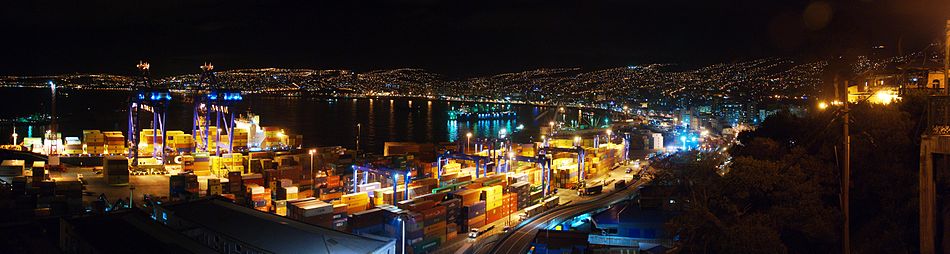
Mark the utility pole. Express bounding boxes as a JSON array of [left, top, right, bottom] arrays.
[[944, 19, 949, 95], [840, 76, 851, 254]]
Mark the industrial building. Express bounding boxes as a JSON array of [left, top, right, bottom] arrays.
[[153, 197, 397, 254], [59, 209, 217, 254]]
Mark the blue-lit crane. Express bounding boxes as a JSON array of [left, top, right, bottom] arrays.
[[502, 153, 554, 197], [540, 145, 587, 184], [192, 63, 243, 156], [351, 164, 412, 205], [128, 61, 172, 166], [435, 151, 492, 180]]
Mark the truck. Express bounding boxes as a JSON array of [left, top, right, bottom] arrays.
[[469, 225, 495, 238], [580, 184, 603, 196], [614, 179, 627, 190], [521, 204, 544, 220]]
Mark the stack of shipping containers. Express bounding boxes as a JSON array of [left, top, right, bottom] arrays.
[[83, 130, 104, 155], [102, 156, 129, 186], [245, 183, 270, 212], [63, 137, 82, 155], [138, 129, 161, 156], [102, 131, 125, 154]]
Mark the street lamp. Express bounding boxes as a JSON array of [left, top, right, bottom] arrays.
[[355, 123, 361, 159], [466, 132, 472, 153], [396, 216, 406, 254], [574, 136, 581, 146], [606, 129, 612, 144], [508, 151, 516, 172], [309, 149, 316, 191], [11, 126, 17, 145]]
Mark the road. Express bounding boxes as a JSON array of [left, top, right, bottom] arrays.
[[432, 165, 638, 254], [480, 174, 646, 254]]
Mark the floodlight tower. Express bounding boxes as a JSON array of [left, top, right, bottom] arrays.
[[193, 63, 242, 155], [128, 61, 172, 166]]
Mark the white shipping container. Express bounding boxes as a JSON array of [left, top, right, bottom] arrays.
[[358, 182, 382, 197], [248, 185, 265, 194], [296, 201, 333, 217]]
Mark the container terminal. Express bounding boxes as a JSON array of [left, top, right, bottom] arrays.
[[0, 62, 723, 254]]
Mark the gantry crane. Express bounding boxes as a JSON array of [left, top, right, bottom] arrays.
[[192, 63, 243, 155], [351, 164, 413, 205], [128, 61, 171, 166]]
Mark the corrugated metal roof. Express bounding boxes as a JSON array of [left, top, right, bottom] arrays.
[[164, 198, 395, 254]]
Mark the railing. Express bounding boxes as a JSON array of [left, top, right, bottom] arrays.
[[927, 96, 950, 135]]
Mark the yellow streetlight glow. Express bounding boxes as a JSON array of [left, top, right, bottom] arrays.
[[818, 102, 829, 110]]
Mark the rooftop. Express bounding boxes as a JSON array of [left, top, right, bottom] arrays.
[[162, 198, 395, 254], [63, 209, 217, 254]]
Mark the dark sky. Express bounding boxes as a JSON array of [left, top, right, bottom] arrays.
[[1, 0, 946, 77]]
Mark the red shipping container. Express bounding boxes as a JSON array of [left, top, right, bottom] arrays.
[[422, 205, 446, 224], [486, 207, 501, 224]]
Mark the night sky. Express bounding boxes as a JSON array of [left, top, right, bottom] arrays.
[[1, 0, 946, 77]]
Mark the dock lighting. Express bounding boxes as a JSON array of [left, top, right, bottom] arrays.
[[872, 90, 900, 105], [137, 61, 150, 71], [466, 132, 472, 153], [574, 136, 581, 146], [309, 149, 316, 190], [818, 101, 829, 110], [499, 128, 507, 137]]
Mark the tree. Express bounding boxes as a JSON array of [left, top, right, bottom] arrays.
[[665, 99, 925, 253]]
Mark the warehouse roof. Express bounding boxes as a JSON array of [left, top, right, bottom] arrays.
[[163, 198, 395, 254], [63, 209, 217, 254]]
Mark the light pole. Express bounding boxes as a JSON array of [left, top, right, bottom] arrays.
[[466, 132, 472, 153], [11, 126, 17, 145], [129, 184, 135, 209], [821, 77, 851, 254], [508, 151, 515, 172], [606, 129, 612, 144], [398, 215, 406, 254], [355, 123, 361, 159], [309, 149, 316, 191]]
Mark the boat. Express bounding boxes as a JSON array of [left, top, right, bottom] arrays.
[[447, 104, 516, 120]]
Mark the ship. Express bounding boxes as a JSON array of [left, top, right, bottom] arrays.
[[447, 104, 516, 120]]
